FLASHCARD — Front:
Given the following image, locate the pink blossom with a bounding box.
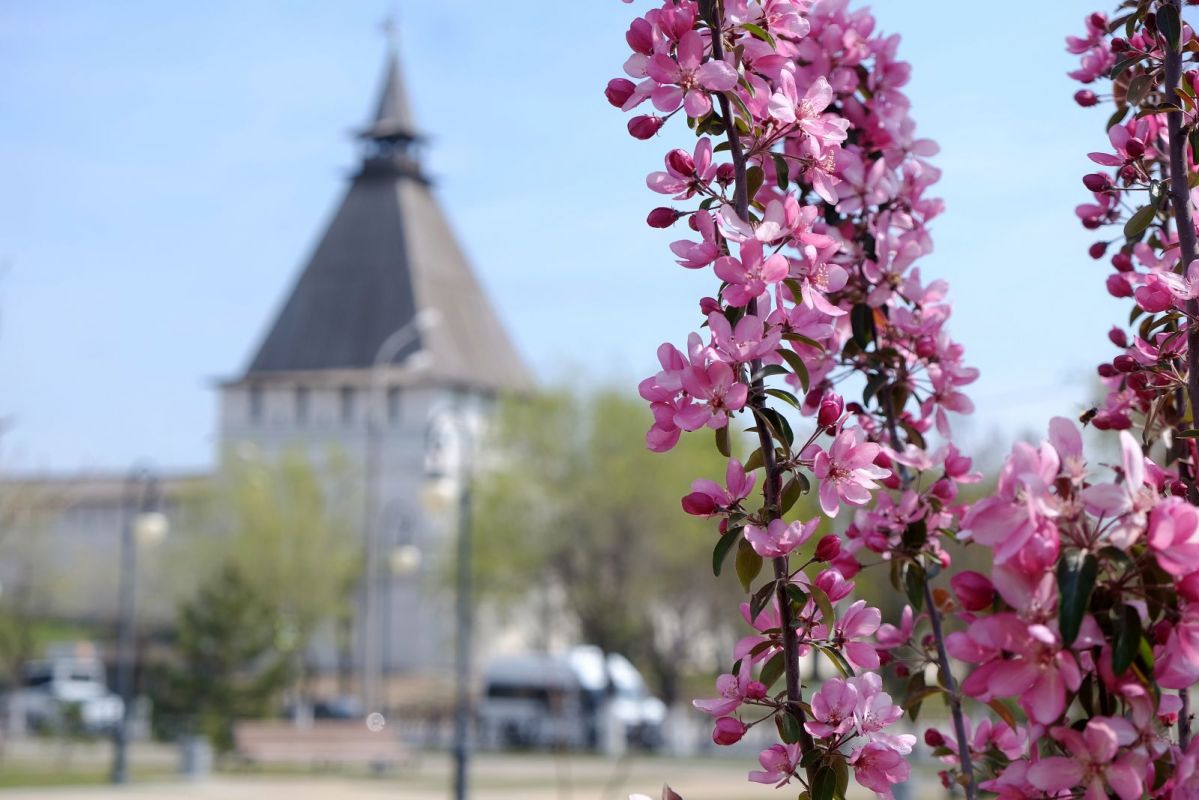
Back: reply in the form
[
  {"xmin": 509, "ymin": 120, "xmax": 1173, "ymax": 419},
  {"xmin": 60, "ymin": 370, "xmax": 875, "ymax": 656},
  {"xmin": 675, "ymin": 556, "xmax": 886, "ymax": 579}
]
[
  {"xmin": 805, "ymin": 677, "xmax": 859, "ymax": 738},
  {"xmin": 748, "ymin": 742, "xmax": 800, "ymax": 786},
  {"xmin": 646, "ymin": 31, "xmax": 739, "ymax": 118},
  {"xmin": 809, "ymin": 428, "xmax": 890, "ymax": 517},
  {"xmin": 745, "ymin": 517, "xmax": 819, "ymax": 558},
  {"xmin": 708, "ymin": 312, "xmax": 781, "ymax": 364},
  {"xmin": 676, "ymin": 359, "xmax": 749, "ymax": 431},
  {"xmin": 714, "ymin": 240, "xmax": 790, "ymax": 307},
  {"xmin": 1147, "ymin": 497, "xmax": 1199, "ymax": 577},
  {"xmin": 849, "ymin": 741, "xmax": 911, "ymax": 799},
  {"xmin": 835, "ymin": 599, "xmax": 882, "ymax": 670},
  {"xmin": 682, "ymin": 457, "xmax": 755, "ymax": 516},
  {"xmin": 1026, "ymin": 717, "xmax": 1144, "ymax": 800},
  {"xmin": 711, "ymin": 716, "xmax": 748, "ymax": 745},
  {"xmin": 693, "ymin": 658, "xmax": 758, "ymax": 717}
]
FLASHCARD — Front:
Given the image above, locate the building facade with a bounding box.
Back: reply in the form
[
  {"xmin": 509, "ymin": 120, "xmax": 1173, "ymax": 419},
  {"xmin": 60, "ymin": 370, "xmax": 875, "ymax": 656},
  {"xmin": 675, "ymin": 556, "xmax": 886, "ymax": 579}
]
[{"xmin": 2, "ymin": 44, "xmax": 532, "ymax": 711}]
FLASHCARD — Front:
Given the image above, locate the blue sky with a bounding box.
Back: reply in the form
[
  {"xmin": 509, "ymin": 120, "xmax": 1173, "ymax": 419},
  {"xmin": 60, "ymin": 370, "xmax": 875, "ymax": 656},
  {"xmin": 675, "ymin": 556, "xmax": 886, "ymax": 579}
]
[{"xmin": 0, "ymin": 1, "xmax": 1122, "ymax": 472}]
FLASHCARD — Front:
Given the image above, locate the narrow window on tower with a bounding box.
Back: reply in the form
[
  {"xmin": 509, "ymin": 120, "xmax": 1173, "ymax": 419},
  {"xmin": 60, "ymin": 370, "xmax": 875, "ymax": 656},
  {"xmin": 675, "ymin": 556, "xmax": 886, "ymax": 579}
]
[
  {"xmin": 340, "ymin": 386, "xmax": 356, "ymax": 425},
  {"xmin": 248, "ymin": 385, "xmax": 263, "ymax": 424},
  {"xmin": 295, "ymin": 386, "xmax": 309, "ymax": 425}
]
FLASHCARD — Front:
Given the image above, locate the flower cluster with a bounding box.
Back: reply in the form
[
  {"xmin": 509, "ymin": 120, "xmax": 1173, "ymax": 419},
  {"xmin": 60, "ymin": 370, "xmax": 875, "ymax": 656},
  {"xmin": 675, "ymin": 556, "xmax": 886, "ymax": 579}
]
[{"xmin": 611, "ymin": 1, "xmax": 980, "ymax": 798}]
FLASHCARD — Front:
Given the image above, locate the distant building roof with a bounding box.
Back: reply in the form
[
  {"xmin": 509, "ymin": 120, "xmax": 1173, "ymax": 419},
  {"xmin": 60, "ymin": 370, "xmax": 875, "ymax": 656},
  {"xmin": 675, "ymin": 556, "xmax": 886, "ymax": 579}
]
[{"xmin": 242, "ymin": 47, "xmax": 532, "ymax": 393}]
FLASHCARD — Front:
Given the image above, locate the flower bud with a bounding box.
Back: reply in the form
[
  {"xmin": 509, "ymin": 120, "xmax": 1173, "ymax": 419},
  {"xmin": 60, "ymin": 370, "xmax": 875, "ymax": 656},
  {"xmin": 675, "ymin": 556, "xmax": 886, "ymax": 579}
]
[
  {"xmin": 1074, "ymin": 89, "xmax": 1099, "ymax": 107},
  {"xmin": 817, "ymin": 393, "xmax": 844, "ymax": 427},
  {"xmin": 814, "ymin": 534, "xmax": 841, "ymax": 563},
  {"xmin": 716, "ymin": 163, "xmax": 735, "ymax": 184},
  {"xmin": 1082, "ymin": 216, "xmax": 1102, "ymax": 230},
  {"xmin": 1126, "ymin": 138, "xmax": 1146, "ymax": 158},
  {"xmin": 699, "ymin": 296, "xmax": 722, "ymax": 315},
  {"xmin": 1083, "ymin": 173, "xmax": 1111, "ymax": 192},
  {"xmin": 1089, "ymin": 12, "xmax": 1106, "ymax": 28},
  {"xmin": 1113, "ymin": 354, "xmax": 1138, "ymax": 373},
  {"xmin": 628, "ymin": 115, "xmax": 664, "ymax": 140},
  {"xmin": 951, "ymin": 570, "xmax": 995, "ymax": 611},
  {"xmin": 915, "ymin": 335, "xmax": 938, "ymax": 359},
  {"xmin": 1171, "ymin": 479, "xmax": 1190, "ymax": 498},
  {"xmin": 605, "ymin": 78, "xmax": 636, "ymax": 108},
  {"xmin": 924, "ymin": 728, "xmax": 946, "ymax": 748},
  {"xmin": 666, "ymin": 148, "xmax": 695, "ymax": 176},
  {"xmin": 681, "ymin": 491, "xmax": 718, "ymax": 516},
  {"xmin": 712, "ymin": 717, "xmax": 747, "ymax": 746},
  {"xmin": 1112, "ymin": 252, "xmax": 1134, "ymax": 272},
  {"xmin": 1106, "ymin": 274, "xmax": 1134, "ymax": 298},
  {"xmin": 1180, "ymin": 572, "xmax": 1199, "ymax": 602},
  {"xmin": 1108, "ymin": 326, "xmax": 1129, "ymax": 347},
  {"xmin": 745, "ymin": 681, "xmax": 767, "ymax": 700},
  {"xmin": 647, "ymin": 207, "xmax": 682, "ymax": 228},
  {"xmin": 1097, "ymin": 363, "xmax": 1118, "ymax": 378},
  {"xmin": 1111, "ymin": 37, "xmax": 1129, "ymax": 52},
  {"xmin": 1088, "ymin": 241, "xmax": 1108, "ymax": 259},
  {"xmin": 1119, "ymin": 164, "xmax": 1139, "ymax": 183},
  {"xmin": 1127, "ymin": 371, "xmax": 1150, "ymax": 391}
]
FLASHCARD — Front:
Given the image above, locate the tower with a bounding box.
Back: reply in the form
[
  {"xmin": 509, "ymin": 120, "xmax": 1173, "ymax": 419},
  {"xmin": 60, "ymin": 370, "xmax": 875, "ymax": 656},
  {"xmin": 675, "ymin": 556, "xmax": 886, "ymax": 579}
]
[{"xmin": 217, "ymin": 42, "xmax": 531, "ymax": 709}]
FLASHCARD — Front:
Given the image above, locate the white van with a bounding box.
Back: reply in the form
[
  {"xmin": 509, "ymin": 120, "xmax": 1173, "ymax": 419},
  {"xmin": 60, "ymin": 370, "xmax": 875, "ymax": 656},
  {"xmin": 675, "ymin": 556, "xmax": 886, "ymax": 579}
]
[
  {"xmin": 16, "ymin": 656, "xmax": 124, "ymax": 733},
  {"xmin": 479, "ymin": 646, "xmax": 666, "ymax": 751}
]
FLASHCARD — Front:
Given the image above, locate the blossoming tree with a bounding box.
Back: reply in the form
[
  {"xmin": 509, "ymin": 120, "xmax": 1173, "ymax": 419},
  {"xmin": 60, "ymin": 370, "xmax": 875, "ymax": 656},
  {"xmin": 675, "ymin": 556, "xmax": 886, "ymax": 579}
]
[{"xmin": 606, "ymin": 0, "xmax": 1199, "ymax": 798}]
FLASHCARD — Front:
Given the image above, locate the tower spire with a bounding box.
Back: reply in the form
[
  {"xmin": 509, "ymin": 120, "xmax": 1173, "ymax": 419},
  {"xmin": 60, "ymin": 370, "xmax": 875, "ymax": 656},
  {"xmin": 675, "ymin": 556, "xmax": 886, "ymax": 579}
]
[{"xmin": 359, "ymin": 15, "xmax": 419, "ymax": 143}]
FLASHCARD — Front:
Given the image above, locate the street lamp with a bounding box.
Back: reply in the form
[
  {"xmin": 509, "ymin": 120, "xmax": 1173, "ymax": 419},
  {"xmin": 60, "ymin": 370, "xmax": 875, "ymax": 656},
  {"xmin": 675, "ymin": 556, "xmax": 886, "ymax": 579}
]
[
  {"xmin": 111, "ymin": 467, "xmax": 168, "ymax": 784},
  {"xmin": 424, "ymin": 407, "xmax": 474, "ymax": 800},
  {"xmin": 362, "ymin": 309, "xmax": 439, "ymax": 715}
]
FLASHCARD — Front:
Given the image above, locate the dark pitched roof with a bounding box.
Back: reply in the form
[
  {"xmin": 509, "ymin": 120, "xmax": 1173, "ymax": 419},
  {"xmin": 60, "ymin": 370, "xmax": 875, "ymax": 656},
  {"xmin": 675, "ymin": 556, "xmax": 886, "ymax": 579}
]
[{"xmin": 244, "ymin": 48, "xmax": 532, "ymax": 393}]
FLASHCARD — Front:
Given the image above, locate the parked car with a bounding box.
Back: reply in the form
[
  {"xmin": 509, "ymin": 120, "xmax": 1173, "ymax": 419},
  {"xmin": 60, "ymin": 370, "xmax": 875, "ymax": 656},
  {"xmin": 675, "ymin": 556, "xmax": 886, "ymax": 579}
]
[
  {"xmin": 16, "ymin": 656, "xmax": 124, "ymax": 733},
  {"xmin": 479, "ymin": 645, "xmax": 666, "ymax": 751}
]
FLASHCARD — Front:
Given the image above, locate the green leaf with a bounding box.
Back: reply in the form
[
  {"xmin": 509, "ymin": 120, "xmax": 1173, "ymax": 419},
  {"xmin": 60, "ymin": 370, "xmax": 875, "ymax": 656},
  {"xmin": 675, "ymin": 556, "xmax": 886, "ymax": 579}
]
[
  {"xmin": 902, "ymin": 562, "xmax": 926, "ymax": 612},
  {"xmin": 776, "ymin": 710, "xmax": 803, "ymax": 743},
  {"xmin": 771, "ymin": 152, "xmax": 789, "ymax": 191},
  {"xmin": 745, "ymin": 165, "xmax": 765, "ymax": 206},
  {"xmin": 715, "ymin": 425, "xmax": 731, "ymax": 458},
  {"xmin": 1126, "ymin": 73, "xmax": 1153, "ymax": 106},
  {"xmin": 764, "ymin": 387, "xmax": 802, "ymax": 410},
  {"xmin": 850, "ymin": 303, "xmax": 874, "ymax": 348},
  {"xmin": 712, "ymin": 528, "xmax": 741, "ymax": 577},
  {"xmin": 777, "ymin": 348, "xmax": 811, "ymax": 392},
  {"xmin": 737, "ymin": 538, "xmax": 765, "ymax": 592},
  {"xmin": 740, "ymin": 21, "xmax": 777, "ymax": 48},
  {"xmin": 779, "ymin": 476, "xmax": 804, "ymax": 515},
  {"xmin": 1113, "ymin": 604, "xmax": 1143, "ymax": 675},
  {"xmin": 759, "ymin": 651, "xmax": 785, "ymax": 690},
  {"xmin": 1110, "ymin": 55, "xmax": 1144, "ymax": 81},
  {"xmin": 902, "ymin": 519, "xmax": 928, "ymax": 551},
  {"xmin": 1057, "ymin": 550, "xmax": 1099, "ymax": 646},
  {"xmin": 1176, "ymin": 429, "xmax": 1199, "ymax": 438},
  {"xmin": 743, "ymin": 447, "xmax": 765, "ymax": 472},
  {"xmin": 1107, "ymin": 104, "xmax": 1130, "ymax": 131},
  {"xmin": 785, "ymin": 582, "xmax": 808, "ymax": 610},
  {"xmin": 808, "ymin": 583, "xmax": 836, "ymax": 628},
  {"xmin": 749, "ymin": 578, "xmax": 776, "ymax": 622},
  {"xmin": 753, "ymin": 363, "xmax": 790, "ymax": 382},
  {"xmin": 1125, "ymin": 205, "xmax": 1156, "ymax": 238},
  {"xmin": 782, "ymin": 331, "xmax": 823, "ymax": 351},
  {"xmin": 755, "ymin": 406, "xmax": 794, "ymax": 449},
  {"xmin": 811, "ymin": 765, "xmax": 836, "ymax": 800},
  {"xmin": 1159, "ymin": 3, "xmax": 1181, "ymax": 50}
]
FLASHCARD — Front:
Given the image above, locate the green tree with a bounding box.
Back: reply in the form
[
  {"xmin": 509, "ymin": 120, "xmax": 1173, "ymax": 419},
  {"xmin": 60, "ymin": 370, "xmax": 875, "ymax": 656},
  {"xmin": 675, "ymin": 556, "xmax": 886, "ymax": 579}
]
[
  {"xmin": 473, "ymin": 387, "xmax": 749, "ymax": 706},
  {"xmin": 152, "ymin": 565, "xmax": 293, "ymax": 751}
]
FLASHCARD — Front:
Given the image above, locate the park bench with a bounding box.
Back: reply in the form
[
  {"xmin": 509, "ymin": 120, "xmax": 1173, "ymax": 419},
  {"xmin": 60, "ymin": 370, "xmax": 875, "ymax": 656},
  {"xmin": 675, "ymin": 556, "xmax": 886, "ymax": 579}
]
[{"xmin": 233, "ymin": 720, "xmax": 416, "ymax": 773}]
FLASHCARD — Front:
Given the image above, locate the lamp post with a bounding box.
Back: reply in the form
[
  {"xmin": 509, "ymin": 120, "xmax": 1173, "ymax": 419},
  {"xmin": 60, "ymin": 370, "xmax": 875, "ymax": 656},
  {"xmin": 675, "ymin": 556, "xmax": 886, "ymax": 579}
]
[
  {"xmin": 362, "ymin": 309, "xmax": 438, "ymax": 714},
  {"xmin": 424, "ymin": 407, "xmax": 474, "ymax": 800},
  {"xmin": 111, "ymin": 467, "xmax": 168, "ymax": 784}
]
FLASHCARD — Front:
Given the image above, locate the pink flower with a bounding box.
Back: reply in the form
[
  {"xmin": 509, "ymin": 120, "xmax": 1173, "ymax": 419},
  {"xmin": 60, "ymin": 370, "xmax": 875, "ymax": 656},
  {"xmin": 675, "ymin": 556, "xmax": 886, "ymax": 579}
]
[
  {"xmin": 670, "ymin": 211, "xmax": 721, "ymax": 269},
  {"xmin": 849, "ymin": 741, "xmax": 911, "ymax": 799},
  {"xmin": 809, "ymin": 428, "xmax": 890, "ymax": 517},
  {"xmin": 748, "ymin": 742, "xmax": 800, "ymax": 786},
  {"xmin": 805, "ymin": 677, "xmax": 859, "ymax": 738},
  {"xmin": 708, "ymin": 312, "xmax": 781, "ymax": 364},
  {"xmin": 676, "ymin": 360, "xmax": 749, "ymax": 430},
  {"xmin": 745, "ymin": 517, "xmax": 819, "ymax": 558},
  {"xmin": 1027, "ymin": 717, "xmax": 1144, "ymax": 800},
  {"xmin": 711, "ymin": 716, "xmax": 748, "ymax": 745},
  {"xmin": 693, "ymin": 658, "xmax": 758, "ymax": 717},
  {"xmin": 1158, "ymin": 606, "xmax": 1199, "ymax": 690},
  {"xmin": 836, "ymin": 600, "xmax": 882, "ymax": 670},
  {"xmin": 682, "ymin": 457, "xmax": 755, "ymax": 516},
  {"xmin": 1080, "ymin": 430, "xmax": 1151, "ymax": 548},
  {"xmin": 1148, "ymin": 497, "xmax": 1199, "ymax": 577},
  {"xmin": 646, "ymin": 30, "xmax": 739, "ymax": 118},
  {"xmin": 714, "ymin": 240, "xmax": 790, "ymax": 307},
  {"xmin": 875, "ymin": 605, "xmax": 914, "ymax": 648},
  {"xmin": 647, "ymin": 137, "xmax": 718, "ymax": 199},
  {"xmin": 950, "ymin": 570, "xmax": 994, "ymax": 612}
]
